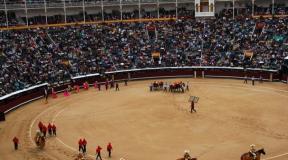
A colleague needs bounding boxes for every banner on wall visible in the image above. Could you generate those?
[195,0,215,17]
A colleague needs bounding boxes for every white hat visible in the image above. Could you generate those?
[250,144,256,147]
[184,150,190,153]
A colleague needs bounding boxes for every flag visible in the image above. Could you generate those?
[152,51,160,58]
[61,59,70,66]
[244,50,253,60]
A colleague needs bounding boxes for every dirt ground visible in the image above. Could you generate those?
[0,78,288,160]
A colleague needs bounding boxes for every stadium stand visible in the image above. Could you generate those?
[0,0,287,97]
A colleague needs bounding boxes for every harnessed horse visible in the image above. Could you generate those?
[241,148,266,160]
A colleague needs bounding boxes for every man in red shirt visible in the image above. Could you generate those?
[12,137,19,150]
[52,124,56,136]
[107,142,112,157]
[42,125,47,137]
[96,145,102,160]
[74,85,80,93]
[78,139,83,153]
[38,121,43,131]
[48,123,52,136]
[82,138,87,153]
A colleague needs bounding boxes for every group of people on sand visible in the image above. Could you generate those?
[55,79,125,98]
[12,121,57,150]
[78,139,113,160]
[38,121,57,137]
[150,81,189,92]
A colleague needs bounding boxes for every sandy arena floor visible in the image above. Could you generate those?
[0,78,288,160]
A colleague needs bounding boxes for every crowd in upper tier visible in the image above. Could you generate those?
[0,9,287,97]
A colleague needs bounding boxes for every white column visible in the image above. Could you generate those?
[269,73,273,82]
[202,71,205,78]
[63,0,67,23]
[157,0,159,19]
[138,0,141,19]
[232,0,235,19]
[252,0,254,17]
[272,0,275,15]
[44,0,48,24]
[3,0,8,27]
[120,0,123,20]
[175,0,178,19]
[24,0,28,26]
[101,0,104,21]
[128,73,131,80]
[82,0,85,23]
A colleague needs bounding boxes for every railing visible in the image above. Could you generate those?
[1,0,194,9]
[0,83,48,113]
[1,66,285,115]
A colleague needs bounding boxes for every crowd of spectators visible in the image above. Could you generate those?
[254,4,288,15]
[0,10,288,97]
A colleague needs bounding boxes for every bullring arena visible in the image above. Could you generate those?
[1,0,288,159]
[1,78,288,160]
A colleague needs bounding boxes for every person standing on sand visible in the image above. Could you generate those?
[48,123,52,136]
[96,145,102,160]
[12,136,19,150]
[244,75,248,84]
[82,138,87,154]
[78,139,83,153]
[190,101,196,113]
[115,83,119,91]
[107,142,113,157]
[52,124,57,136]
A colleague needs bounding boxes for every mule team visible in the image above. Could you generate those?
[150,81,189,93]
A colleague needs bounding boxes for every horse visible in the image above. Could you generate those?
[169,82,185,93]
[241,148,266,160]
[176,158,197,160]
[34,134,45,149]
[152,81,164,90]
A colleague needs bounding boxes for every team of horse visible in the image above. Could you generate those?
[176,158,197,160]
[151,81,164,91]
[150,81,186,93]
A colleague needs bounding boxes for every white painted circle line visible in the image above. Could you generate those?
[52,107,108,160]
[262,153,288,160]
[29,99,71,160]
